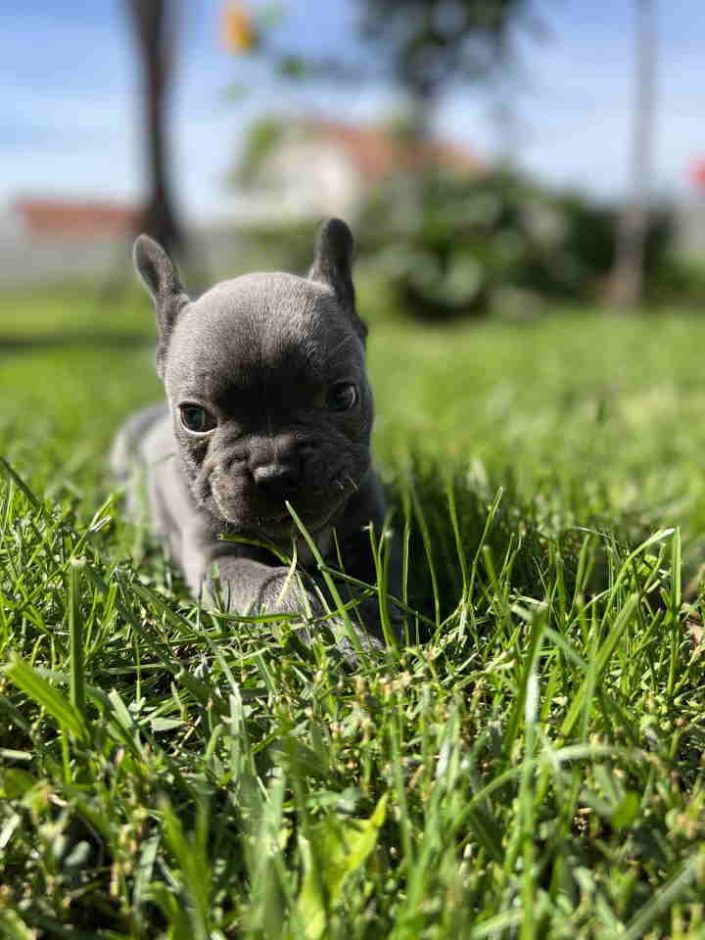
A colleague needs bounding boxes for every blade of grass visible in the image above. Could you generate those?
[67,558,86,718]
[4,654,87,741]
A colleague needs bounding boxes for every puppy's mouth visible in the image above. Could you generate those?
[210,482,355,541]
[257,510,290,526]
[253,510,299,536]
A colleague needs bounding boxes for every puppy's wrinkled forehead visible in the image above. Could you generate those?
[165,272,362,398]
[133,217,367,389]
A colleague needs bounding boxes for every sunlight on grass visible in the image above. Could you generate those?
[1,293,704,936]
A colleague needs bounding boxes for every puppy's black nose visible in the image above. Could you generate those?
[251,463,299,499]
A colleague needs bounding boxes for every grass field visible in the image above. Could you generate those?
[1,288,704,938]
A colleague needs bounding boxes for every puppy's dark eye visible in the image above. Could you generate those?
[179,404,216,434]
[327,382,359,412]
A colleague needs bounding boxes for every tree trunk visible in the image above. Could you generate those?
[608,0,657,309]
[127,0,184,259]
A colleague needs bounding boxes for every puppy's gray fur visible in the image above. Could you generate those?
[112,219,397,645]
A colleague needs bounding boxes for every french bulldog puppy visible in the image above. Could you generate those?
[111,219,397,648]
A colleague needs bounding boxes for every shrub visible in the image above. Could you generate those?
[355,168,677,319]
[233,166,687,319]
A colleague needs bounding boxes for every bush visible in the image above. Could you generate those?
[233,166,690,320]
[355,168,678,319]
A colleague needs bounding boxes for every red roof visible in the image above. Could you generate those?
[301,120,482,181]
[13,198,139,239]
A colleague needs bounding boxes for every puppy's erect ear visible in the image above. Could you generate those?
[309,218,367,341]
[133,234,189,377]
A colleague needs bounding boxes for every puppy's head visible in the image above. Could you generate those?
[134,219,373,540]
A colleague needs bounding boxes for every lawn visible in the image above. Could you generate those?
[1,288,704,938]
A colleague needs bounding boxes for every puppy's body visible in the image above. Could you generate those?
[113,221,397,643]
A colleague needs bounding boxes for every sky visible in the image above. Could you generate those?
[1,0,704,222]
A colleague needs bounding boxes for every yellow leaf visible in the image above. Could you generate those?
[222,3,258,53]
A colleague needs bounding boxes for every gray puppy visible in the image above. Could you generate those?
[112,219,397,647]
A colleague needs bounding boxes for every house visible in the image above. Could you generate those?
[11,197,140,241]
[0,197,140,288]
[234,119,482,224]
[0,195,252,287]
[1,197,141,253]
[0,123,480,286]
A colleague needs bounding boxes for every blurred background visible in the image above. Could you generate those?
[6,0,705,590]
[2,0,705,315]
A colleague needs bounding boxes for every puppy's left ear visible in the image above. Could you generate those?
[309,218,367,341]
[133,234,190,377]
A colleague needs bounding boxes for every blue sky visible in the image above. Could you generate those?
[1,0,704,220]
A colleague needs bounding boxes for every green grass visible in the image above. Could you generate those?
[1,290,705,938]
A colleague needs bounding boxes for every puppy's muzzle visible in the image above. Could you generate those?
[247,433,302,503]
[251,461,300,501]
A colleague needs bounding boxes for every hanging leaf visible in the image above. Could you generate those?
[297,793,387,939]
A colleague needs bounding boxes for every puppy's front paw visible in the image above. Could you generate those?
[213,556,390,661]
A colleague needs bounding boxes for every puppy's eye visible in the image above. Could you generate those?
[179,404,216,434]
[327,382,359,412]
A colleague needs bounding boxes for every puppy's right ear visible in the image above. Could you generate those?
[309,218,367,341]
[133,234,189,377]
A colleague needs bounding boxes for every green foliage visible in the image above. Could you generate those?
[232,165,688,320]
[298,794,388,939]
[361,0,538,102]
[1,294,705,935]
[356,169,680,319]
[235,117,286,186]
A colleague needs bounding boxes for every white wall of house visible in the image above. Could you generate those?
[0,217,244,289]
[234,139,365,224]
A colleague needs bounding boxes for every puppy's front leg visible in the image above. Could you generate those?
[212,555,380,652]
[214,556,317,618]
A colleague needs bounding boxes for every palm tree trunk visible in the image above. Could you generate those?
[127,0,184,259]
[609,0,657,309]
